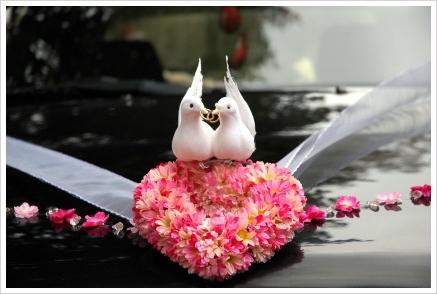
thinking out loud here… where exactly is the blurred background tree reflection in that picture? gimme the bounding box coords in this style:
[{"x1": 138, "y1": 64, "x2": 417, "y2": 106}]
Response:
[
  {"x1": 7, "y1": 6, "x2": 430, "y2": 91},
  {"x1": 6, "y1": 7, "x2": 298, "y2": 89}
]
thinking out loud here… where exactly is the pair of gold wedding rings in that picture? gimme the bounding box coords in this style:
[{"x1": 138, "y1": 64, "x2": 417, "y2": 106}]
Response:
[{"x1": 200, "y1": 108, "x2": 220, "y2": 123}]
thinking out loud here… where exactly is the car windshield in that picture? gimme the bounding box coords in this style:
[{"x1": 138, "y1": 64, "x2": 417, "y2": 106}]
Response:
[{"x1": 6, "y1": 6, "x2": 430, "y2": 90}]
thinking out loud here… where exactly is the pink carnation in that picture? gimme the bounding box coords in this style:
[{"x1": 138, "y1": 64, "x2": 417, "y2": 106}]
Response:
[
  {"x1": 82, "y1": 212, "x2": 109, "y2": 228},
  {"x1": 132, "y1": 160, "x2": 306, "y2": 280},
  {"x1": 304, "y1": 205, "x2": 326, "y2": 222},
  {"x1": 48, "y1": 208, "x2": 78, "y2": 224},
  {"x1": 14, "y1": 202, "x2": 39, "y2": 219},
  {"x1": 410, "y1": 184, "x2": 431, "y2": 199},
  {"x1": 376, "y1": 192, "x2": 402, "y2": 205},
  {"x1": 335, "y1": 195, "x2": 360, "y2": 212}
]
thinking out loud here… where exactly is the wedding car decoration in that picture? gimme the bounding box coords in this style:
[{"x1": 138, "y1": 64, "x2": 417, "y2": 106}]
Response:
[{"x1": 133, "y1": 58, "x2": 309, "y2": 279}]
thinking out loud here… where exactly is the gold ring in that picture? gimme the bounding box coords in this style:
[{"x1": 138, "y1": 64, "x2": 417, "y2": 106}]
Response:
[{"x1": 200, "y1": 108, "x2": 220, "y2": 123}]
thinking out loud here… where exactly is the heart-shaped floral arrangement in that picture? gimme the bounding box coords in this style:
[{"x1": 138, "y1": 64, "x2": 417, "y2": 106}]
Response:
[{"x1": 132, "y1": 160, "x2": 307, "y2": 280}]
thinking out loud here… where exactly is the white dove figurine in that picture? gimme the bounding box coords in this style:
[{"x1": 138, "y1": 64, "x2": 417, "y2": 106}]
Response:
[
  {"x1": 211, "y1": 58, "x2": 256, "y2": 161},
  {"x1": 212, "y1": 97, "x2": 255, "y2": 161},
  {"x1": 172, "y1": 59, "x2": 214, "y2": 161}
]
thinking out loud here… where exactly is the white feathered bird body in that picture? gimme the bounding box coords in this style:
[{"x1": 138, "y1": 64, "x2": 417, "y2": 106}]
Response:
[
  {"x1": 172, "y1": 118, "x2": 214, "y2": 161},
  {"x1": 211, "y1": 57, "x2": 256, "y2": 161},
  {"x1": 212, "y1": 98, "x2": 255, "y2": 161},
  {"x1": 172, "y1": 59, "x2": 214, "y2": 161}
]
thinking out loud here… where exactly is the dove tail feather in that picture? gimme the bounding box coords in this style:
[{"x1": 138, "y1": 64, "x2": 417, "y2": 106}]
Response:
[
  {"x1": 224, "y1": 56, "x2": 256, "y2": 136},
  {"x1": 178, "y1": 58, "x2": 203, "y2": 126}
]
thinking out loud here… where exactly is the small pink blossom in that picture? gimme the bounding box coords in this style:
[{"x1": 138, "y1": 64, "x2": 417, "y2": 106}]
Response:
[
  {"x1": 127, "y1": 220, "x2": 138, "y2": 234},
  {"x1": 82, "y1": 211, "x2": 109, "y2": 228},
  {"x1": 14, "y1": 202, "x2": 39, "y2": 218},
  {"x1": 410, "y1": 184, "x2": 431, "y2": 199},
  {"x1": 48, "y1": 208, "x2": 78, "y2": 224},
  {"x1": 376, "y1": 192, "x2": 402, "y2": 205},
  {"x1": 335, "y1": 195, "x2": 360, "y2": 212},
  {"x1": 304, "y1": 205, "x2": 326, "y2": 222}
]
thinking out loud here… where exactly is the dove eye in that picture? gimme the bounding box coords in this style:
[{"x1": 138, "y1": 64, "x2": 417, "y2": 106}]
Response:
[
  {"x1": 189, "y1": 103, "x2": 194, "y2": 108},
  {"x1": 227, "y1": 105, "x2": 231, "y2": 109}
]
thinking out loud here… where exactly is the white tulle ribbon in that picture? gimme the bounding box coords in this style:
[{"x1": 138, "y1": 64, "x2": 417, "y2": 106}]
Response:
[
  {"x1": 277, "y1": 62, "x2": 430, "y2": 188},
  {"x1": 6, "y1": 137, "x2": 136, "y2": 219}
]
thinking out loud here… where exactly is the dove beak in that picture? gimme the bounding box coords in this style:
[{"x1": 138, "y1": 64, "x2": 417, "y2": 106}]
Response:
[
  {"x1": 212, "y1": 102, "x2": 222, "y2": 115},
  {"x1": 200, "y1": 108, "x2": 209, "y2": 115}
]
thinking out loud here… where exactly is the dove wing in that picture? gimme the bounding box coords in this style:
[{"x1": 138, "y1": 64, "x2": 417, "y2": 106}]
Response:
[
  {"x1": 224, "y1": 56, "x2": 256, "y2": 136},
  {"x1": 178, "y1": 59, "x2": 203, "y2": 126}
]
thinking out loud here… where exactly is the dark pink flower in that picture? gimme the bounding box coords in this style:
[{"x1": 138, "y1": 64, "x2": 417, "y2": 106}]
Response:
[
  {"x1": 410, "y1": 184, "x2": 431, "y2": 199},
  {"x1": 335, "y1": 195, "x2": 360, "y2": 212},
  {"x1": 304, "y1": 205, "x2": 326, "y2": 222},
  {"x1": 48, "y1": 208, "x2": 78, "y2": 224},
  {"x1": 82, "y1": 211, "x2": 109, "y2": 228}
]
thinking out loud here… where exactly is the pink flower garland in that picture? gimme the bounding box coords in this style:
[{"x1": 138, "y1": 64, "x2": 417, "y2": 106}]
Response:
[{"x1": 132, "y1": 160, "x2": 307, "y2": 280}]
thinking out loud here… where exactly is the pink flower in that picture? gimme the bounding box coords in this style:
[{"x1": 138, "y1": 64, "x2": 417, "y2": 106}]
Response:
[
  {"x1": 14, "y1": 202, "x2": 39, "y2": 218},
  {"x1": 376, "y1": 192, "x2": 402, "y2": 205},
  {"x1": 127, "y1": 220, "x2": 138, "y2": 234},
  {"x1": 335, "y1": 195, "x2": 360, "y2": 212},
  {"x1": 132, "y1": 160, "x2": 307, "y2": 280},
  {"x1": 410, "y1": 184, "x2": 431, "y2": 199},
  {"x1": 82, "y1": 211, "x2": 109, "y2": 228},
  {"x1": 304, "y1": 205, "x2": 326, "y2": 222},
  {"x1": 49, "y1": 208, "x2": 78, "y2": 224}
]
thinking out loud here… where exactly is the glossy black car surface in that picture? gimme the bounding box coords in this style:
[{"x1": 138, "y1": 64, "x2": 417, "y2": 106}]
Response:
[{"x1": 6, "y1": 87, "x2": 431, "y2": 288}]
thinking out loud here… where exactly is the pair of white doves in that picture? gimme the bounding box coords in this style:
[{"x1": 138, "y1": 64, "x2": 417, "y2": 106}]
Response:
[{"x1": 172, "y1": 57, "x2": 256, "y2": 162}]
